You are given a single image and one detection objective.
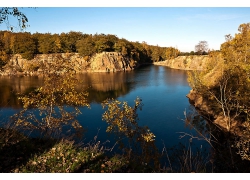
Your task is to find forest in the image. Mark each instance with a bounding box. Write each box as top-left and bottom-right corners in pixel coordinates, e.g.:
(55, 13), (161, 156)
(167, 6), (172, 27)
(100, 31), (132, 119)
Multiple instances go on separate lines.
(0, 30), (180, 69)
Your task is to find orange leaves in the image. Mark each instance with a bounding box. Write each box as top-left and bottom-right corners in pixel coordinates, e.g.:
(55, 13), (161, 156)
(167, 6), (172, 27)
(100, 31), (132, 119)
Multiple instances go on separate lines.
(102, 97), (152, 139)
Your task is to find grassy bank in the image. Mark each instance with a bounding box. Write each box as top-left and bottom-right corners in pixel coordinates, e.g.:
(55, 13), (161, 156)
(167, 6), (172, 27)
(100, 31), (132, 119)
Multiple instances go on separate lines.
(0, 127), (213, 173)
(0, 128), (131, 173)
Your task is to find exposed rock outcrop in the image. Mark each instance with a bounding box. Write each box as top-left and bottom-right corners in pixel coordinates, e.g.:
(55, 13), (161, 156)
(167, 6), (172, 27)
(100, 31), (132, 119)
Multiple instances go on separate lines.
(0, 52), (137, 75)
(154, 55), (209, 70)
(88, 52), (136, 72)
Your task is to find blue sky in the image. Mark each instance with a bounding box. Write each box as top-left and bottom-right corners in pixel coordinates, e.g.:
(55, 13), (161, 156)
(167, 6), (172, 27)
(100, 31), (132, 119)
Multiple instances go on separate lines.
(1, 1), (250, 52)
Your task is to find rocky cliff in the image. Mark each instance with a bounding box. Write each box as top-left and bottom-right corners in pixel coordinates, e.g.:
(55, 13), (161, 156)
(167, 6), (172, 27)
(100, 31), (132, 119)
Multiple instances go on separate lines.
(1, 52), (137, 75)
(2, 54), (210, 75)
(88, 52), (136, 72)
(154, 55), (209, 70)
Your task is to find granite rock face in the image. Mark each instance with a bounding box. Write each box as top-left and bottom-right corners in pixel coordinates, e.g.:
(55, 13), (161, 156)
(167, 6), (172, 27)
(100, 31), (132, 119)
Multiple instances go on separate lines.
(89, 52), (136, 72)
(1, 52), (137, 75)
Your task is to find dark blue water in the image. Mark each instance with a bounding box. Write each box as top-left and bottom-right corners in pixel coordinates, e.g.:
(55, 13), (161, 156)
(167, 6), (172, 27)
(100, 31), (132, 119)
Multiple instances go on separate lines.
(76, 65), (209, 150)
(0, 65), (210, 151)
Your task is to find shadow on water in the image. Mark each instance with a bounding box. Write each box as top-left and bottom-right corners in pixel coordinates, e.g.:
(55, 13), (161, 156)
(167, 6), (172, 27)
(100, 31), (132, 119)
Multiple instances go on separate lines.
(184, 105), (250, 172)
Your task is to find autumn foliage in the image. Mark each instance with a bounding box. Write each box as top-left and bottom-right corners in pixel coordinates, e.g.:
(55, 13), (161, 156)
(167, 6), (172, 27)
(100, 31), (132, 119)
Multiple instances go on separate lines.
(11, 56), (89, 138)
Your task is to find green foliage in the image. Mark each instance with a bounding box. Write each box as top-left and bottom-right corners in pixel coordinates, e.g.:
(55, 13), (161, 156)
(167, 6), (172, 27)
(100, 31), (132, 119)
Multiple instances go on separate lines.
(93, 34), (116, 53)
(114, 38), (131, 56)
(18, 139), (103, 173)
(0, 31), (12, 54)
(60, 31), (85, 53)
(76, 35), (95, 57)
(37, 33), (55, 54)
(150, 45), (162, 62)
(10, 32), (36, 57)
(0, 30), (180, 66)
(165, 47), (180, 60)
(0, 127), (130, 173)
(21, 51), (35, 60)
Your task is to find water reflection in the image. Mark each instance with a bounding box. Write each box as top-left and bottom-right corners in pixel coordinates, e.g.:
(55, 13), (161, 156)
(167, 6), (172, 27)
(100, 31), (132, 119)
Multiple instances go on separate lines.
(76, 71), (136, 103)
(0, 76), (43, 108)
(0, 71), (137, 107)
(163, 67), (190, 87)
(0, 65), (191, 108)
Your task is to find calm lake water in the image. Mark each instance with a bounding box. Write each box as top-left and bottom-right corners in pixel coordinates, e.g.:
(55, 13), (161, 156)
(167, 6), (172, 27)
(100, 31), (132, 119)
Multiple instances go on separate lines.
(3, 65), (250, 172)
(0, 65), (210, 151)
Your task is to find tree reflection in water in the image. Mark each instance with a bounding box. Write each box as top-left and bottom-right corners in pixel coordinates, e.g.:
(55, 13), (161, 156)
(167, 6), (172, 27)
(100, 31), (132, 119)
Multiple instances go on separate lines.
(182, 105), (250, 172)
(0, 71), (136, 108)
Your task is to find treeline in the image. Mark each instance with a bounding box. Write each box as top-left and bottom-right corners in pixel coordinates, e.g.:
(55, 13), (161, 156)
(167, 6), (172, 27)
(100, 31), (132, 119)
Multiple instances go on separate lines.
(188, 23), (250, 133)
(179, 51), (210, 56)
(0, 31), (180, 67)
